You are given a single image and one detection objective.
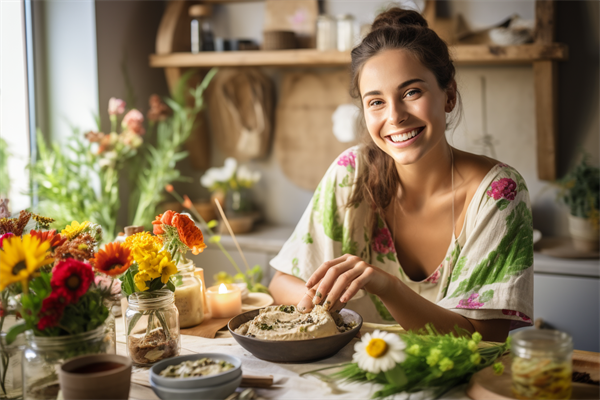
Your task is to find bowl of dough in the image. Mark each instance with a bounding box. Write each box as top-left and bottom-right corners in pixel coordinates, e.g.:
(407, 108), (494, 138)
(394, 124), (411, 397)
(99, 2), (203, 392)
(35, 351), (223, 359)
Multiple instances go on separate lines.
(228, 305), (362, 363)
(149, 353), (242, 400)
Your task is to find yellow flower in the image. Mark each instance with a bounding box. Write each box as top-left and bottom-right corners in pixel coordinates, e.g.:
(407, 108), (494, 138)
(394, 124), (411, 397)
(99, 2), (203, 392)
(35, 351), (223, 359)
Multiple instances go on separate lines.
(0, 234), (53, 291)
(124, 232), (162, 253)
(493, 362), (505, 375)
(468, 340), (478, 352)
(438, 357), (454, 371)
(426, 348), (442, 367)
(134, 271), (153, 291)
(471, 332), (482, 344)
(470, 353), (481, 365)
(157, 252), (177, 283)
(406, 344), (421, 356)
(62, 221), (90, 240)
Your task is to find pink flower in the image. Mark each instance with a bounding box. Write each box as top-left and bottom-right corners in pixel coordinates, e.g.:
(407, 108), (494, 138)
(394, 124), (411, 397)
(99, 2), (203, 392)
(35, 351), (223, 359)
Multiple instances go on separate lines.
(94, 275), (122, 295)
(457, 292), (485, 309)
(337, 150), (356, 170)
(122, 109), (145, 135)
(502, 309), (531, 322)
(372, 227), (395, 255)
(487, 178), (517, 201)
(423, 266), (442, 284)
(108, 97), (126, 116)
(0, 232), (15, 249)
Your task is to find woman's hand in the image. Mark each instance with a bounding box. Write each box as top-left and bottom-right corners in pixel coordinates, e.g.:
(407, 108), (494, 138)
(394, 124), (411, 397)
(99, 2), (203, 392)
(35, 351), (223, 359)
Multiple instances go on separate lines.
(297, 254), (392, 313)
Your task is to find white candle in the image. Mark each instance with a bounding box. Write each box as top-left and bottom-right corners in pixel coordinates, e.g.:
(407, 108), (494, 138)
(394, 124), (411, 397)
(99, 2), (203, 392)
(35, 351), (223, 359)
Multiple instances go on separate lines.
(207, 283), (242, 318)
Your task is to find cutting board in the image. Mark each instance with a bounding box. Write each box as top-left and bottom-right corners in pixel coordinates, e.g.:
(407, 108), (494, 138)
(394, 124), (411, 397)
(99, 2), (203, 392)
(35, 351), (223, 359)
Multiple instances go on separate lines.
(467, 350), (600, 400)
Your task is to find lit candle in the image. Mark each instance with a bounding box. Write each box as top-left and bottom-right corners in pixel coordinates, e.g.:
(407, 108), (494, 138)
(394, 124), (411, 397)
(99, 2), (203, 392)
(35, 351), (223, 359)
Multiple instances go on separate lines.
(206, 283), (242, 318)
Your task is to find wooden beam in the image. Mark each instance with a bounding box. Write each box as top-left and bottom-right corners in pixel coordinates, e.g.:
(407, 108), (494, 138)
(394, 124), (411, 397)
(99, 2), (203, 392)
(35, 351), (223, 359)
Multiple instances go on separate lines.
(534, 61), (558, 180)
(535, 0), (556, 44)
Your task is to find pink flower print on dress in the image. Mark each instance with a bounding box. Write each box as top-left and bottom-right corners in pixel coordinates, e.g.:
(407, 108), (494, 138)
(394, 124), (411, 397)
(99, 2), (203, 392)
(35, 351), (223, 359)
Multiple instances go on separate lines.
(372, 227), (395, 255)
(487, 178), (517, 201)
(108, 97), (126, 116)
(337, 149), (356, 171)
(456, 292), (485, 309)
(502, 309), (532, 322)
(423, 265), (442, 284)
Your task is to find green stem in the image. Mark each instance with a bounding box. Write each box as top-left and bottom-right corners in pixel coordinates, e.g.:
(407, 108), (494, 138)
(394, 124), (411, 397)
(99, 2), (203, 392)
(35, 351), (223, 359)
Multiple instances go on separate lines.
(300, 363), (352, 377)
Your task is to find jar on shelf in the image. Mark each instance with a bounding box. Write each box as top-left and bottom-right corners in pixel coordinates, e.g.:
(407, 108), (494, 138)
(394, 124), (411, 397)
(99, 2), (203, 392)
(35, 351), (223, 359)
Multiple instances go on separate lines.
(336, 14), (355, 52)
(511, 329), (573, 400)
(125, 289), (180, 367)
(316, 15), (337, 51)
(173, 258), (204, 328)
(0, 333), (25, 400)
(22, 325), (112, 400)
(189, 4), (215, 53)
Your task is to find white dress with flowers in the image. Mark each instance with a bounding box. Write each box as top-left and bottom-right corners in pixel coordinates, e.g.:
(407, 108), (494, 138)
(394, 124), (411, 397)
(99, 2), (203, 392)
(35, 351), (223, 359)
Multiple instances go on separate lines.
(270, 146), (534, 327)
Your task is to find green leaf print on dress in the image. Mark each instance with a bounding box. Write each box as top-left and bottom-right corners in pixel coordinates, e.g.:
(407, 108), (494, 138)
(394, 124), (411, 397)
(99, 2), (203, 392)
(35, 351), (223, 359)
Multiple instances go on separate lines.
(302, 232), (313, 244)
(321, 177), (343, 242)
(449, 201), (533, 299)
(342, 226), (358, 255)
(292, 257), (300, 277)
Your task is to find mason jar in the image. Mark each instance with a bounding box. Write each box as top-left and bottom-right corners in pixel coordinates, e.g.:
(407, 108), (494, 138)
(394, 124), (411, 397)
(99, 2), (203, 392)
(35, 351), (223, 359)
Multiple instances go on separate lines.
(174, 259), (204, 328)
(22, 325), (112, 400)
(336, 14), (355, 51)
(125, 289), (180, 366)
(511, 329), (573, 400)
(0, 333), (25, 400)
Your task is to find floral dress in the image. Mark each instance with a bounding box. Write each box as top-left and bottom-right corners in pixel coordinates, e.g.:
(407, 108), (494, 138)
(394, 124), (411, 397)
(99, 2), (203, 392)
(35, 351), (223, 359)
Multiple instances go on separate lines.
(270, 146), (534, 327)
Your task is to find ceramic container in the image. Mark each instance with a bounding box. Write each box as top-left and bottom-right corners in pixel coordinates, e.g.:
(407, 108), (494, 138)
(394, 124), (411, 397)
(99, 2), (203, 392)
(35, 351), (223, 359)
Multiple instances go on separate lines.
(149, 374), (242, 400)
(150, 353), (242, 389)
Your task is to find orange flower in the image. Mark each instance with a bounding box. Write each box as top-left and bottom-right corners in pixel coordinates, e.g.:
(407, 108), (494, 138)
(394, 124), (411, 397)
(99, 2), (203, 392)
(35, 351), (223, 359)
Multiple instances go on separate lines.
(172, 214), (206, 255)
(90, 242), (132, 277)
(152, 214), (165, 235)
(161, 210), (175, 225)
(30, 229), (66, 249)
(165, 184), (174, 193)
(183, 195), (193, 209)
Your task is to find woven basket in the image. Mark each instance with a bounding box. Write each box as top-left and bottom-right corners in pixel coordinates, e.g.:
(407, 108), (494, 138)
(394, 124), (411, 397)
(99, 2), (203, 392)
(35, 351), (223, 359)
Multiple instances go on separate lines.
(262, 30), (296, 50)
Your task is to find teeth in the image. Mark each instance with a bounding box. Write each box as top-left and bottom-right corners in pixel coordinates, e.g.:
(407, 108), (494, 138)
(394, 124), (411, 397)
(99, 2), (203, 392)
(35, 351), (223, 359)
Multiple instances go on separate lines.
(389, 128), (420, 143)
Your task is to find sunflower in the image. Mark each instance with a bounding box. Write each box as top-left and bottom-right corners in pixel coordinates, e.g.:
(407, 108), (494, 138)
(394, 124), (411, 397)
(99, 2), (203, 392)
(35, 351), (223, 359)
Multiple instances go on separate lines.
(352, 330), (407, 374)
(172, 213), (206, 255)
(91, 242), (132, 277)
(61, 220), (90, 240)
(51, 259), (95, 304)
(0, 234), (53, 291)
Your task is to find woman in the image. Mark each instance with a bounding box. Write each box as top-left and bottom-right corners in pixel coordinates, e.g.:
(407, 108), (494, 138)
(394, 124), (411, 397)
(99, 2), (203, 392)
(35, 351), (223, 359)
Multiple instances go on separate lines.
(269, 8), (533, 342)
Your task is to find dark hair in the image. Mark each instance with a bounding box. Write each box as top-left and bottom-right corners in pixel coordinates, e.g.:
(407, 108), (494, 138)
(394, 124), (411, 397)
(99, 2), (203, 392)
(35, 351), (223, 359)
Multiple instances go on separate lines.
(348, 7), (458, 212)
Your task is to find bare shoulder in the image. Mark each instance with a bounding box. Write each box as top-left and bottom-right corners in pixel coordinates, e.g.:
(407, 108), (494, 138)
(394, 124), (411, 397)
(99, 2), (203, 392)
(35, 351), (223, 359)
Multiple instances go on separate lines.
(452, 148), (498, 194)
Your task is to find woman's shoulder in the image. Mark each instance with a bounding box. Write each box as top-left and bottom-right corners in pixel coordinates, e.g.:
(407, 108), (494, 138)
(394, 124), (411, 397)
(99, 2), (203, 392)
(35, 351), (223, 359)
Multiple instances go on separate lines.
(455, 150), (527, 195)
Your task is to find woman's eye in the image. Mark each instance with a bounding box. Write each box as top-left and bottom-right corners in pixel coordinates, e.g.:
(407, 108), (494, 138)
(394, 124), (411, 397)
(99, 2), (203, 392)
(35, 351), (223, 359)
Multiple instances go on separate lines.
(405, 89), (421, 98)
(369, 100), (383, 107)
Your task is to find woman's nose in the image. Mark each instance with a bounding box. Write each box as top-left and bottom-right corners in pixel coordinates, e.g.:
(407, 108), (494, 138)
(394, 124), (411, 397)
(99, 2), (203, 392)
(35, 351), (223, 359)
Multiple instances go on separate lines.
(387, 101), (407, 126)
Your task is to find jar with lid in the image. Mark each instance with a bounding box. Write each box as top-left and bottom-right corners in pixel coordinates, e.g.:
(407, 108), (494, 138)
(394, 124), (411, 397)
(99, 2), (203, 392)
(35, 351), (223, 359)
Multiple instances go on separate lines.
(336, 14), (355, 51)
(511, 329), (573, 400)
(189, 4), (215, 53)
(173, 258), (204, 328)
(125, 289), (180, 366)
(22, 325), (112, 400)
(316, 15), (336, 51)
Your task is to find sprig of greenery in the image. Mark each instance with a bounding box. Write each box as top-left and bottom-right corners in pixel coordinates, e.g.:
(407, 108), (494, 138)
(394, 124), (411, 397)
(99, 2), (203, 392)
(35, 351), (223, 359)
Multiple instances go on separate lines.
(556, 157), (599, 228)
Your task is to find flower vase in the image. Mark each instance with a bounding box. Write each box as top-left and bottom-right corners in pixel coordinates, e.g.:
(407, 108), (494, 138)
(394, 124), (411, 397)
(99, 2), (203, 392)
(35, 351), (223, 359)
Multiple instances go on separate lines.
(0, 333), (25, 400)
(22, 324), (112, 400)
(568, 214), (599, 252)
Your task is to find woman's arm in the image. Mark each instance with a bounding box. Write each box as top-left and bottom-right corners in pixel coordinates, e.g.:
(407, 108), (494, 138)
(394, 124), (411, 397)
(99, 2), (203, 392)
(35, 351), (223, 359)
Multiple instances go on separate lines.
(268, 271), (308, 306)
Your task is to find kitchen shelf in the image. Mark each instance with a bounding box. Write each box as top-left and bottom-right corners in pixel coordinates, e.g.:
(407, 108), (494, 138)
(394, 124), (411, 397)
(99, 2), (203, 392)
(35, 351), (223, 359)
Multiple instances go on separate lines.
(149, 44), (568, 68)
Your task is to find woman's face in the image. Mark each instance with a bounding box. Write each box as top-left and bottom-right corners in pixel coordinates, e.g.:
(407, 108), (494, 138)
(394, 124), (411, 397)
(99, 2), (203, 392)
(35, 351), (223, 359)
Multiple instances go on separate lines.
(359, 49), (455, 166)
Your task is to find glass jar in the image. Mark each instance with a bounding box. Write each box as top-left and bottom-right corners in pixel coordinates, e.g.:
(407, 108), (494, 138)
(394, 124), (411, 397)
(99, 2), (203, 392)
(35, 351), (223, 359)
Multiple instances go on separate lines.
(22, 325), (112, 400)
(511, 329), (573, 400)
(0, 333), (25, 400)
(125, 289), (180, 366)
(316, 15), (337, 51)
(336, 14), (355, 51)
(189, 4), (215, 53)
(173, 259), (204, 328)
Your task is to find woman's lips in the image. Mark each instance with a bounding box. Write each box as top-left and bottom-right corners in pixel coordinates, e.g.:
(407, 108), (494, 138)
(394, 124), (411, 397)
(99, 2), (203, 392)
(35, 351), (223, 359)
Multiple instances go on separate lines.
(383, 127), (425, 148)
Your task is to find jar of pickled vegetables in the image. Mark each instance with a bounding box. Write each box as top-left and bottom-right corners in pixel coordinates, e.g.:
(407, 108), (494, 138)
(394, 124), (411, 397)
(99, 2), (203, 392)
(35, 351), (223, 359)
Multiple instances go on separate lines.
(511, 329), (573, 399)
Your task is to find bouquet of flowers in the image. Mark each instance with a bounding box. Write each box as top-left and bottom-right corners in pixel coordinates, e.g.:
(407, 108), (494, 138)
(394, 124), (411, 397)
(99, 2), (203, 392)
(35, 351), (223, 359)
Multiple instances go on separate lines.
(305, 325), (509, 399)
(200, 157), (261, 194)
(151, 210), (207, 265)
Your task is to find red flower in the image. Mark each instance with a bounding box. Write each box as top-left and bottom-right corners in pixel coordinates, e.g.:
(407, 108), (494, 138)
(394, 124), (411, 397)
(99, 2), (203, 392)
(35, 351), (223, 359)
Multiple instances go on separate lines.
(0, 232), (15, 249)
(51, 259), (94, 304)
(37, 293), (66, 330)
(152, 210), (176, 235)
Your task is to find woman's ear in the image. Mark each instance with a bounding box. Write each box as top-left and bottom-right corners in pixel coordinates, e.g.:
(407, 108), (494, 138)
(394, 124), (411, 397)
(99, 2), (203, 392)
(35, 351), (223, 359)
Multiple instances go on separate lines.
(445, 80), (457, 113)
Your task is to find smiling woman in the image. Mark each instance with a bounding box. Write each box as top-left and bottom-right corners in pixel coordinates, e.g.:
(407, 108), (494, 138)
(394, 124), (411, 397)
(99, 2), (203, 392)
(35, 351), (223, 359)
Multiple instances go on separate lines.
(268, 7), (534, 342)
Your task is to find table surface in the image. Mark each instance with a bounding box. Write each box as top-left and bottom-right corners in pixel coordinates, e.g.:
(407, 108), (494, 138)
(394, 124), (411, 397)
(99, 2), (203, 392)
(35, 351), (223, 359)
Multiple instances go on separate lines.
(117, 317), (472, 400)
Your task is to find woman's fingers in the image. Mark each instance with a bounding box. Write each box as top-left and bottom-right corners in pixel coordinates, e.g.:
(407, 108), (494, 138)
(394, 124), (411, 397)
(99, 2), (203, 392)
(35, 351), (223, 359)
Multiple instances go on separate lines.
(322, 266), (364, 311)
(312, 257), (358, 305)
(297, 283), (319, 313)
(305, 254), (353, 288)
(340, 267), (375, 303)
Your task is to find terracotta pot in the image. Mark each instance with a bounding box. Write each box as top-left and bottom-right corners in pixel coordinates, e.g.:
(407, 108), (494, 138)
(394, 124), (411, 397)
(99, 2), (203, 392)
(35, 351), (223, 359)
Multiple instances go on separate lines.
(59, 354), (132, 400)
(568, 214), (599, 252)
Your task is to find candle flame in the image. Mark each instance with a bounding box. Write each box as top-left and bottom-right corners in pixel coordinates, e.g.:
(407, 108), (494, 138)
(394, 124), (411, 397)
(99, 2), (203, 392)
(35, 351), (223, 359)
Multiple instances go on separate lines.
(218, 283), (228, 294)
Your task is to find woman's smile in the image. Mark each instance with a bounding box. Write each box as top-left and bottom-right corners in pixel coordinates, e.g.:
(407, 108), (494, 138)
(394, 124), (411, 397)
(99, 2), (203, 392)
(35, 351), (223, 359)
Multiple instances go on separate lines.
(383, 126), (425, 147)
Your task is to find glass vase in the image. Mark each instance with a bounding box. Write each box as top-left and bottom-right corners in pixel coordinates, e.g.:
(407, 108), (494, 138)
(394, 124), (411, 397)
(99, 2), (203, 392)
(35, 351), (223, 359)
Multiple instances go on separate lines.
(174, 259), (204, 328)
(22, 324), (112, 400)
(0, 333), (25, 400)
(125, 289), (180, 366)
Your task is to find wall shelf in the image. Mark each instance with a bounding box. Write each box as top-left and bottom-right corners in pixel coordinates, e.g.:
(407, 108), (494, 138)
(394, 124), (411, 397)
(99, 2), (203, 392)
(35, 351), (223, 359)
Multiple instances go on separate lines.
(149, 43), (568, 68)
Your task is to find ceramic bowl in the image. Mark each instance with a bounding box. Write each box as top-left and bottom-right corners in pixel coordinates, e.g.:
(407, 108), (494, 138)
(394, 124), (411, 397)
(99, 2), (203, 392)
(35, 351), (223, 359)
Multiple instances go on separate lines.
(228, 308), (362, 363)
(150, 373), (242, 400)
(150, 353), (242, 389)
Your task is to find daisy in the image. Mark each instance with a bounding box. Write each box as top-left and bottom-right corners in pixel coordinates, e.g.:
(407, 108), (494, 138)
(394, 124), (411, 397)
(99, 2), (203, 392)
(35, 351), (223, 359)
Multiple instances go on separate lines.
(353, 330), (407, 374)
(0, 234), (53, 291)
(91, 242), (132, 277)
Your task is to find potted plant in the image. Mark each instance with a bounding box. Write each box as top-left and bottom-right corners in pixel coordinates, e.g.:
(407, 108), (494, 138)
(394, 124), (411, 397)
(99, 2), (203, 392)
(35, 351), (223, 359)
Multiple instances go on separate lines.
(557, 158), (600, 252)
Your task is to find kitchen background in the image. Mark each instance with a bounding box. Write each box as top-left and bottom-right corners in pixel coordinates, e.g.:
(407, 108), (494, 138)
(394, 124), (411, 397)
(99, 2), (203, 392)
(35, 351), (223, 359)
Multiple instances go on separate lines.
(2, 0), (598, 350)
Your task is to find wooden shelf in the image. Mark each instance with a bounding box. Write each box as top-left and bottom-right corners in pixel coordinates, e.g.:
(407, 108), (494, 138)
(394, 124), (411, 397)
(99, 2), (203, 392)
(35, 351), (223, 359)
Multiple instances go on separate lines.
(150, 44), (568, 68)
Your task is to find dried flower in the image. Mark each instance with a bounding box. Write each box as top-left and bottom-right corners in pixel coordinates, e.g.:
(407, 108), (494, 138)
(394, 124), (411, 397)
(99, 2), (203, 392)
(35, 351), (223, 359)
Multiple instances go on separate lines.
(53, 233), (96, 263)
(0, 210), (32, 236)
(108, 97), (126, 116)
(32, 213), (55, 229)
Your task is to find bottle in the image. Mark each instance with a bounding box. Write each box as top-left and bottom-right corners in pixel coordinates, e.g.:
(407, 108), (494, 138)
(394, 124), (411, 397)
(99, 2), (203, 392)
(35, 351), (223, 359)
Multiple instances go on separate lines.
(173, 258), (205, 328)
(316, 15), (337, 51)
(336, 14), (355, 52)
(189, 4), (215, 53)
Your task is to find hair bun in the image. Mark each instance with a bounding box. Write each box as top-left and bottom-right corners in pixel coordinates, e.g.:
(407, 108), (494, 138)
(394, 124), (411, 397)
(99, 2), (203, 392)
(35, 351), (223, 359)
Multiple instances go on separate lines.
(371, 7), (428, 31)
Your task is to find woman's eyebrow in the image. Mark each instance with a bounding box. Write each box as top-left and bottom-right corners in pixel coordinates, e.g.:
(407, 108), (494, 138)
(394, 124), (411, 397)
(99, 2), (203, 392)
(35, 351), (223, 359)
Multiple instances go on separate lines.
(362, 78), (425, 99)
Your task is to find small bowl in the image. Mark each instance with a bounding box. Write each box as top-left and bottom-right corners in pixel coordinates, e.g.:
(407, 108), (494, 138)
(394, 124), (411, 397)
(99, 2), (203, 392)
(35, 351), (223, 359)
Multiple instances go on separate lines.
(228, 308), (362, 363)
(150, 353), (242, 389)
(150, 374), (242, 400)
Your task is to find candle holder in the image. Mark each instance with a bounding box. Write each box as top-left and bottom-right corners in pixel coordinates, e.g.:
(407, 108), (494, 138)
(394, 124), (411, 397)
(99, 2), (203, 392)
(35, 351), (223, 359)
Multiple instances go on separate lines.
(206, 284), (242, 319)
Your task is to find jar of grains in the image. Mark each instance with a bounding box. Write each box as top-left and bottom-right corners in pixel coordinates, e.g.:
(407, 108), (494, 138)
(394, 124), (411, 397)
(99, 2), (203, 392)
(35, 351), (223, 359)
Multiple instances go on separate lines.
(511, 329), (573, 400)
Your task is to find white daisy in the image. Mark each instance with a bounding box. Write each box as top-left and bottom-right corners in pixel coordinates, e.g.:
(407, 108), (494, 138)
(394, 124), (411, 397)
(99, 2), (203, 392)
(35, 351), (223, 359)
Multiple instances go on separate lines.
(352, 330), (407, 374)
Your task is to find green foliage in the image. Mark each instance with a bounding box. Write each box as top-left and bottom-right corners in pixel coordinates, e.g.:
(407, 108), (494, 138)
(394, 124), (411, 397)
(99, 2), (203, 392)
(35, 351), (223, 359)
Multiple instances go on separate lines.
(0, 137), (9, 196)
(322, 178), (343, 242)
(556, 157), (599, 226)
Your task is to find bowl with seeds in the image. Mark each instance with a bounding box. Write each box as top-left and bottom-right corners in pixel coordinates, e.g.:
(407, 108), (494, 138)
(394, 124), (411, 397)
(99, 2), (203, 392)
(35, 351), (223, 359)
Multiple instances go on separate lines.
(149, 353), (241, 389)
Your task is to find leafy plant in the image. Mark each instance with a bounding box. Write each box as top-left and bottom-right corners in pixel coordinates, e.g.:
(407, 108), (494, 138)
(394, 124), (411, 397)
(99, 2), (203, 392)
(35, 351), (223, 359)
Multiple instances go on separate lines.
(556, 157), (599, 228)
(0, 137), (9, 197)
